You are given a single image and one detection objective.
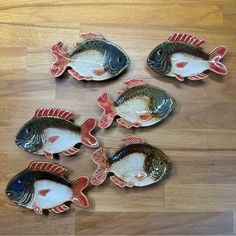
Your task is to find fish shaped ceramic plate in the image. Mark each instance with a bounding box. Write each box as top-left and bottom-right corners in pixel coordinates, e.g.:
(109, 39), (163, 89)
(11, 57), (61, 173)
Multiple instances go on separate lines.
(15, 108), (99, 160)
(91, 136), (172, 188)
(97, 78), (176, 128)
(147, 32), (227, 81)
(6, 161), (89, 215)
(50, 32), (130, 81)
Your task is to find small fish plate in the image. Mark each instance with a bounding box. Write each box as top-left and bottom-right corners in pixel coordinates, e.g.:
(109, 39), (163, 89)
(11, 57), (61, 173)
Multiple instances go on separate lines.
(91, 135), (172, 188)
(147, 32), (227, 81)
(50, 32), (130, 81)
(15, 108), (99, 160)
(97, 78), (176, 128)
(6, 161), (89, 215)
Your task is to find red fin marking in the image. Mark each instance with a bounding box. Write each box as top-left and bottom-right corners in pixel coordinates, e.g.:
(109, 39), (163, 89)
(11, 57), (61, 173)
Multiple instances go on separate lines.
(209, 46), (227, 75)
(48, 135), (60, 143)
(32, 204), (43, 215)
(92, 69), (106, 76)
(167, 33), (205, 47)
(80, 32), (105, 40)
(72, 176), (89, 208)
(187, 73), (209, 80)
(38, 189), (50, 196)
(91, 148), (108, 186)
(68, 68), (93, 81)
(81, 118), (98, 147)
(97, 92), (117, 129)
(133, 172), (147, 181)
(121, 135), (144, 145)
(176, 62), (188, 68)
(27, 161), (67, 175)
(116, 90), (124, 95)
(50, 42), (69, 77)
(124, 79), (147, 88)
(60, 147), (80, 157)
(44, 151), (54, 160)
(50, 204), (70, 214)
(110, 176), (134, 188)
(175, 74), (185, 81)
(116, 118), (141, 128)
(139, 114), (153, 121)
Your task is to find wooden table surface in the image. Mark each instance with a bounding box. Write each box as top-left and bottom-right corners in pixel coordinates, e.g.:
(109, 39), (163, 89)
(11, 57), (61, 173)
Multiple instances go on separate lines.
(0, 0), (236, 235)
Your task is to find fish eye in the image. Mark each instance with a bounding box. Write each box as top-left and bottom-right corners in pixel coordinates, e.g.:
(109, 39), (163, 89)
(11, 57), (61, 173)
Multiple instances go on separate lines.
(157, 49), (162, 56)
(159, 161), (163, 165)
(26, 127), (32, 133)
(117, 57), (122, 63)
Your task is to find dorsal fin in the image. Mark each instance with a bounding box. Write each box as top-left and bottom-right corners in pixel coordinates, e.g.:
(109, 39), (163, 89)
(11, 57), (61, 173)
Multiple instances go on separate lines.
(80, 32), (105, 41)
(34, 108), (74, 121)
(27, 161), (68, 176)
(167, 33), (205, 48)
(121, 135), (144, 145)
(123, 79), (147, 88)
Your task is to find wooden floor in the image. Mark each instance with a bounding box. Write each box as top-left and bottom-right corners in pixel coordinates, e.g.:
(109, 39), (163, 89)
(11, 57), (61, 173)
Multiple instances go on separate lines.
(0, 0), (236, 235)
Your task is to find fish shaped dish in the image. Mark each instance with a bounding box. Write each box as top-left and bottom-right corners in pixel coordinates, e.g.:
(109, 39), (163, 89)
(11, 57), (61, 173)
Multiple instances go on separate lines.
(15, 108), (98, 160)
(50, 32), (130, 81)
(147, 32), (227, 81)
(91, 136), (172, 188)
(6, 161), (89, 215)
(97, 78), (176, 128)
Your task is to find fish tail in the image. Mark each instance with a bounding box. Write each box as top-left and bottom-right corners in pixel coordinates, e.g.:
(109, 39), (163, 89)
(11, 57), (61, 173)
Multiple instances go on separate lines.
(72, 176), (89, 208)
(81, 118), (99, 148)
(50, 42), (69, 77)
(97, 92), (117, 128)
(91, 148), (108, 185)
(209, 46), (227, 75)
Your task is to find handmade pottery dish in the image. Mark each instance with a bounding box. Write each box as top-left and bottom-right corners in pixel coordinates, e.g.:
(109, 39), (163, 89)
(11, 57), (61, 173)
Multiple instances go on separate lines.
(147, 32), (227, 81)
(50, 32), (130, 81)
(91, 136), (172, 187)
(15, 108), (98, 159)
(97, 78), (176, 128)
(5, 161), (89, 215)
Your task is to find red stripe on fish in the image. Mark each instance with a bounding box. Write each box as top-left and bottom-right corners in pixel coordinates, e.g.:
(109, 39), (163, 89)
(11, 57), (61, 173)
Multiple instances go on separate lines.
(187, 73), (208, 80)
(50, 204), (69, 213)
(176, 62), (188, 68)
(175, 74), (185, 81)
(80, 32), (105, 40)
(60, 147), (80, 156)
(81, 118), (98, 148)
(139, 114), (153, 121)
(124, 79), (147, 88)
(116, 118), (141, 128)
(48, 135), (60, 143)
(32, 204), (43, 215)
(121, 135), (144, 145)
(110, 176), (134, 188)
(92, 69), (106, 76)
(38, 189), (50, 196)
(68, 68), (93, 81)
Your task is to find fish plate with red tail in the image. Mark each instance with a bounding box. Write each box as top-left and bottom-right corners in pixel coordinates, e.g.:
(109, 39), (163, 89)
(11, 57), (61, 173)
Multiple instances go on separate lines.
(147, 33), (227, 81)
(15, 108), (99, 160)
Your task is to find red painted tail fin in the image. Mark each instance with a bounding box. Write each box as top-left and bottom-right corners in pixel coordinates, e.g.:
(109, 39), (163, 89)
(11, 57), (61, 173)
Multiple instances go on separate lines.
(81, 118), (98, 148)
(97, 92), (117, 129)
(90, 148), (108, 185)
(209, 46), (227, 75)
(50, 42), (69, 77)
(72, 176), (89, 208)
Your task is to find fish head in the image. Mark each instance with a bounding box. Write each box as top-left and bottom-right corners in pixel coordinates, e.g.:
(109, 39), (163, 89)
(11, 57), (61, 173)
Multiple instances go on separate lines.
(147, 42), (172, 75)
(15, 119), (43, 153)
(104, 47), (130, 75)
(6, 171), (34, 206)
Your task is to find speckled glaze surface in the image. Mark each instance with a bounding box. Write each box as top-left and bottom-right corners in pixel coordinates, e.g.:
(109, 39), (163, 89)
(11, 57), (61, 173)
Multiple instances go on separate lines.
(50, 32), (130, 81)
(15, 108), (98, 160)
(91, 136), (172, 188)
(5, 161), (89, 215)
(147, 32), (227, 81)
(97, 78), (176, 128)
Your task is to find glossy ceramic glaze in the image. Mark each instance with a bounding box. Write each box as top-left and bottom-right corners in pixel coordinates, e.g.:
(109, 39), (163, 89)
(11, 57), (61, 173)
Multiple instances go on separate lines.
(15, 108), (98, 159)
(5, 161), (89, 215)
(91, 136), (172, 188)
(147, 32), (227, 81)
(97, 78), (176, 128)
(50, 32), (130, 81)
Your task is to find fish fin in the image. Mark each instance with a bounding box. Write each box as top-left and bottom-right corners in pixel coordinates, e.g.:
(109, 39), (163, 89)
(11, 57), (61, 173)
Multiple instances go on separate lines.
(34, 108), (74, 121)
(113, 146), (120, 152)
(176, 61), (188, 68)
(132, 171), (147, 181)
(187, 73), (209, 80)
(81, 118), (98, 148)
(175, 74), (185, 81)
(48, 135), (60, 143)
(50, 42), (69, 77)
(123, 79), (147, 88)
(72, 176), (89, 208)
(38, 189), (50, 196)
(138, 114), (153, 121)
(59, 147), (80, 157)
(27, 161), (67, 176)
(44, 151), (54, 160)
(116, 118), (141, 128)
(91, 148), (108, 185)
(97, 92), (117, 129)
(121, 135), (144, 145)
(50, 204), (70, 214)
(209, 46), (227, 75)
(92, 69), (106, 76)
(32, 204), (43, 215)
(116, 90), (124, 95)
(80, 32), (105, 40)
(68, 68), (93, 81)
(110, 176), (134, 188)
(167, 33), (205, 47)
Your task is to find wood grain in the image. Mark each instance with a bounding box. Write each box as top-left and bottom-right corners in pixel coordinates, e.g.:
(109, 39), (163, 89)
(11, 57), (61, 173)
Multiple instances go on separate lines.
(0, 0), (236, 235)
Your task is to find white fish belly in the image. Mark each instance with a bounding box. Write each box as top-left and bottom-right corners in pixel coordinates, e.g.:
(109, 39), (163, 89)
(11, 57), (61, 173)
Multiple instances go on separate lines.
(109, 153), (156, 186)
(116, 96), (158, 126)
(168, 53), (209, 77)
(28, 180), (73, 209)
(68, 50), (111, 81)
